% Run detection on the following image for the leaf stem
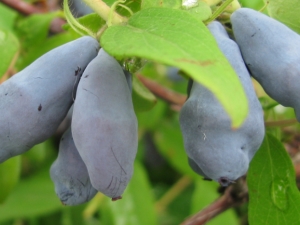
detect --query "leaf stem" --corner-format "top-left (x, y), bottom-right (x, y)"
top-left (63, 0), bottom-right (95, 37)
top-left (204, 0), bottom-right (234, 24)
top-left (96, 24), bottom-right (108, 40)
top-left (259, 1), bottom-right (269, 12)
top-left (82, 0), bottom-right (128, 25)
top-left (118, 4), bottom-right (134, 16)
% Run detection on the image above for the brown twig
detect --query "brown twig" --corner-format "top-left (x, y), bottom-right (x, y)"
top-left (137, 74), bottom-right (187, 107)
top-left (265, 118), bottom-right (298, 127)
top-left (1, 0), bottom-right (66, 33)
top-left (182, 189), bottom-right (235, 225)
top-left (1, 0), bottom-right (45, 15)
top-left (181, 178), bottom-right (248, 225)
top-left (50, 17), bottom-right (66, 33)
top-left (47, 0), bottom-right (61, 11)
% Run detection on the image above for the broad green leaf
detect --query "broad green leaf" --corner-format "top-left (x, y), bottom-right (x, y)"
top-left (247, 133), bottom-right (300, 225)
top-left (191, 180), bottom-right (239, 225)
top-left (153, 119), bottom-right (199, 179)
top-left (238, 0), bottom-right (264, 10)
top-left (141, 0), bottom-right (181, 9)
top-left (0, 29), bottom-right (19, 77)
top-left (100, 161), bottom-right (157, 225)
top-left (141, 0), bottom-right (211, 20)
top-left (0, 3), bottom-right (18, 30)
top-left (16, 12), bottom-right (57, 50)
top-left (101, 7), bottom-right (248, 128)
top-left (0, 165), bottom-right (63, 222)
top-left (205, 0), bottom-right (222, 6)
top-left (185, 2), bottom-right (212, 21)
top-left (132, 75), bottom-right (157, 112)
top-left (265, 0), bottom-right (300, 33)
top-left (0, 156), bottom-right (21, 203)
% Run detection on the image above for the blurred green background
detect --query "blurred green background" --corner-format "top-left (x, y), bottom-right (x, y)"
top-left (3, 0), bottom-right (300, 224)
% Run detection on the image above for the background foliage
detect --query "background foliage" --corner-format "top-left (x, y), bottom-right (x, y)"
top-left (1, 0), bottom-right (300, 224)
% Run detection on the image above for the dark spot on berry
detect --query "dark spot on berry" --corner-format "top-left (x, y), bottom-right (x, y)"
top-left (112, 196), bottom-right (122, 201)
top-left (84, 75), bottom-right (89, 78)
top-left (75, 66), bottom-right (81, 76)
top-left (38, 104), bottom-right (42, 111)
top-left (218, 177), bottom-right (232, 187)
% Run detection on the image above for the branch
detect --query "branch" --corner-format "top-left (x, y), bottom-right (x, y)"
top-left (137, 74), bottom-right (187, 107)
top-left (265, 118), bottom-right (298, 127)
top-left (2, 0), bottom-right (66, 34)
top-left (181, 178), bottom-right (248, 225)
top-left (1, 0), bottom-right (45, 15)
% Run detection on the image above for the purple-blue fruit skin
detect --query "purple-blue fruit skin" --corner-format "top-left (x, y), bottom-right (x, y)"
top-left (231, 8), bottom-right (300, 121)
top-left (72, 49), bottom-right (138, 198)
top-left (179, 21), bottom-right (265, 186)
top-left (0, 37), bottom-right (99, 163)
top-left (50, 128), bottom-right (97, 205)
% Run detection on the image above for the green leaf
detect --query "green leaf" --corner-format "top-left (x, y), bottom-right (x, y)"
top-left (132, 75), bottom-right (157, 112)
top-left (22, 140), bottom-right (54, 175)
top-left (247, 133), bottom-right (300, 224)
top-left (0, 164), bottom-right (63, 222)
top-left (153, 119), bottom-right (199, 179)
top-left (184, 2), bottom-right (212, 21)
top-left (141, 0), bottom-right (181, 9)
top-left (0, 3), bottom-right (18, 30)
top-left (16, 32), bottom-right (76, 70)
top-left (265, 0), bottom-right (300, 33)
top-left (100, 161), bottom-right (157, 225)
top-left (136, 100), bottom-right (167, 131)
top-left (0, 29), bottom-right (19, 77)
top-left (141, 0), bottom-right (212, 21)
top-left (0, 156), bottom-right (21, 203)
top-left (61, 204), bottom-right (87, 225)
top-left (205, 0), bottom-right (222, 6)
top-left (100, 7), bottom-right (248, 128)
top-left (238, 0), bottom-right (264, 10)
top-left (16, 12), bottom-right (57, 50)
top-left (191, 180), bottom-right (239, 225)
